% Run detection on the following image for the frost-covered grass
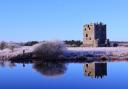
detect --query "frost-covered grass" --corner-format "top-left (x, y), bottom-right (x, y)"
top-left (0, 41), bottom-right (66, 60)
top-left (66, 47), bottom-right (128, 57)
top-left (0, 41), bottom-right (128, 61)
top-left (0, 46), bottom-right (33, 60)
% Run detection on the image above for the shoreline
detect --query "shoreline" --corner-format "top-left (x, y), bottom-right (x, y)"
top-left (0, 46), bottom-right (128, 61)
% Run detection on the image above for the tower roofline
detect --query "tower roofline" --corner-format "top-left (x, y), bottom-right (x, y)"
top-left (84, 22), bottom-right (106, 27)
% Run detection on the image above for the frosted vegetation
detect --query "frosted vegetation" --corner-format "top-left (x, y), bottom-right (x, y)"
top-left (33, 41), bottom-right (66, 60)
top-left (0, 41), bottom-right (33, 60)
top-left (67, 47), bottom-right (128, 57)
top-left (0, 41), bottom-right (128, 61)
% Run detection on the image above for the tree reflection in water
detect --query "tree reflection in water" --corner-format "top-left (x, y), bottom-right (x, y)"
top-left (33, 61), bottom-right (67, 77)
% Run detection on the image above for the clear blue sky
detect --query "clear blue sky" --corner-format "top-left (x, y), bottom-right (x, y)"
top-left (0, 0), bottom-right (128, 42)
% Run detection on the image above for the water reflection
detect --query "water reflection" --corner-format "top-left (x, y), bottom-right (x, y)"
top-left (0, 61), bottom-right (16, 68)
top-left (0, 60), bottom-right (108, 79)
top-left (84, 62), bottom-right (107, 79)
top-left (33, 62), bottom-right (67, 77)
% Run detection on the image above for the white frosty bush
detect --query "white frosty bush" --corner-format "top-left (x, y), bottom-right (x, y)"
top-left (33, 41), bottom-right (66, 60)
top-left (0, 41), bottom-right (8, 50)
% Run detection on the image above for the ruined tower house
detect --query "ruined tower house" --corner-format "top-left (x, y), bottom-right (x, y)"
top-left (83, 22), bottom-right (109, 47)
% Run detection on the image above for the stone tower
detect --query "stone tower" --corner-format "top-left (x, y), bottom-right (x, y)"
top-left (83, 22), bottom-right (109, 47)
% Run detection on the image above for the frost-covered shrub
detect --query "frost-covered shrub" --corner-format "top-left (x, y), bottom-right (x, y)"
top-left (33, 41), bottom-right (66, 60)
top-left (0, 41), bottom-right (8, 50)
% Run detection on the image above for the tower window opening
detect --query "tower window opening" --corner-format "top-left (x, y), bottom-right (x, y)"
top-left (89, 37), bottom-right (91, 40)
top-left (86, 34), bottom-right (88, 37)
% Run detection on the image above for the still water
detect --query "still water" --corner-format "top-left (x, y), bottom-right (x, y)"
top-left (0, 61), bottom-right (128, 89)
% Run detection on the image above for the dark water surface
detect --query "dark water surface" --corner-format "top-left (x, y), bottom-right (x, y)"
top-left (0, 61), bottom-right (128, 89)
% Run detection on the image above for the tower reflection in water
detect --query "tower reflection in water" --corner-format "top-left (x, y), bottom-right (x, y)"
top-left (84, 62), bottom-right (107, 79)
